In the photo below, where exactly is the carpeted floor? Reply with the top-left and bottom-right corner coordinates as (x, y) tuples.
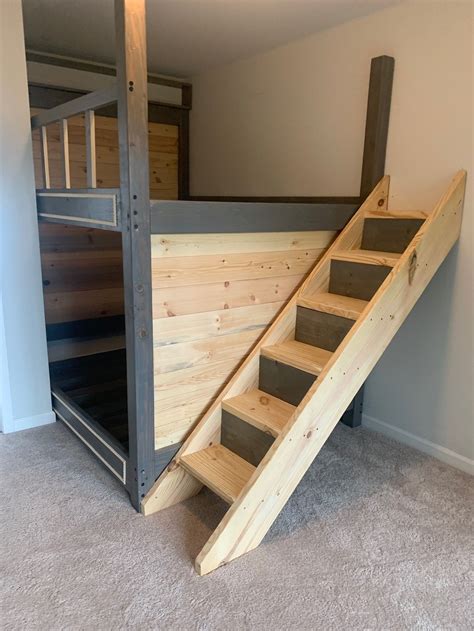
(1, 421), (472, 630)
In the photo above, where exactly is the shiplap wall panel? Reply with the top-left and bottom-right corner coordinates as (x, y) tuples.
(31, 107), (178, 325)
(152, 230), (336, 449)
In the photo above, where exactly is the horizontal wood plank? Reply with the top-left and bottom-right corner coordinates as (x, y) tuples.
(152, 274), (306, 318)
(151, 231), (336, 258)
(153, 302), (284, 347)
(261, 340), (333, 375)
(152, 248), (324, 288)
(298, 293), (368, 320)
(150, 200), (358, 234)
(180, 445), (255, 504)
(222, 389), (295, 438)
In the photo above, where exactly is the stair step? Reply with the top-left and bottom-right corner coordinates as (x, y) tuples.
(261, 340), (332, 375)
(298, 293), (368, 320)
(179, 444), (255, 504)
(332, 249), (401, 267)
(223, 389), (295, 438)
(365, 209), (429, 220)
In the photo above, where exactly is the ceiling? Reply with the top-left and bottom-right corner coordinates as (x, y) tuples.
(22, 0), (401, 78)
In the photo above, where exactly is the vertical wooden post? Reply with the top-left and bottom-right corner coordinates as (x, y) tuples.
(115, 0), (155, 509)
(40, 126), (50, 189)
(60, 118), (71, 189)
(360, 55), (395, 200)
(85, 109), (97, 188)
(351, 55), (394, 428)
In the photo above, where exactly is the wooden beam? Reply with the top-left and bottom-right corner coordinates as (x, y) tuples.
(115, 0), (155, 510)
(360, 55), (395, 200)
(59, 118), (71, 189)
(26, 49), (193, 93)
(40, 126), (50, 189)
(30, 85), (118, 129)
(150, 201), (359, 233)
(84, 109), (97, 188)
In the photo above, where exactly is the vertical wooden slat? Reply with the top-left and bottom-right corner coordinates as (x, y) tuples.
(85, 109), (97, 188)
(115, 0), (155, 510)
(40, 126), (50, 189)
(60, 118), (71, 189)
(360, 55), (395, 200)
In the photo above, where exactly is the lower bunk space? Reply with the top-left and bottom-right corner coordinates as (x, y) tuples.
(50, 349), (129, 453)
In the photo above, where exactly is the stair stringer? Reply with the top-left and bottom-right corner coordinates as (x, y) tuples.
(195, 170), (466, 575)
(141, 177), (391, 516)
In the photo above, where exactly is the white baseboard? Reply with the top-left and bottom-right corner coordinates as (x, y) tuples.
(362, 413), (474, 476)
(6, 410), (56, 434)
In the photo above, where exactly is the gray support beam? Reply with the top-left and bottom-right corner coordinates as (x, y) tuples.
(115, 0), (155, 510)
(360, 55), (395, 200)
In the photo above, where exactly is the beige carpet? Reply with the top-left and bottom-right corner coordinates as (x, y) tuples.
(1, 421), (472, 630)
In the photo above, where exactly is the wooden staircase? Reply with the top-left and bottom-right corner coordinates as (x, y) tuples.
(142, 171), (466, 575)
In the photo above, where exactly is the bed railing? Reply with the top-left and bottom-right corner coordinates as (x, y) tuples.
(31, 84), (121, 230)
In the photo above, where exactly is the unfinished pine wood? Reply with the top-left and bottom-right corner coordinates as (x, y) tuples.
(32, 108), (178, 197)
(152, 232), (333, 450)
(152, 231), (336, 258)
(59, 119), (71, 189)
(223, 389), (295, 437)
(153, 302), (284, 347)
(44, 287), (125, 324)
(142, 178), (388, 518)
(152, 248), (325, 288)
(332, 249), (401, 267)
(180, 444), (255, 504)
(40, 126), (50, 189)
(152, 274), (306, 319)
(193, 171), (466, 576)
(47, 334), (126, 363)
(85, 109), (97, 188)
(365, 209), (429, 220)
(32, 106), (178, 326)
(261, 340), (333, 375)
(298, 293), (368, 320)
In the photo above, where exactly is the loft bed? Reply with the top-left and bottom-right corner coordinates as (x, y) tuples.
(31, 0), (394, 510)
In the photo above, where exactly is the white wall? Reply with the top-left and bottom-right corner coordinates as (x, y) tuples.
(190, 0), (473, 472)
(0, 0), (55, 433)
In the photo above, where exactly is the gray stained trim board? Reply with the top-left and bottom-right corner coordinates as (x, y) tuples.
(52, 386), (128, 483)
(115, 0), (156, 511)
(328, 259), (392, 301)
(150, 200), (359, 233)
(360, 55), (395, 199)
(361, 218), (425, 253)
(221, 410), (275, 467)
(36, 189), (121, 231)
(295, 307), (355, 352)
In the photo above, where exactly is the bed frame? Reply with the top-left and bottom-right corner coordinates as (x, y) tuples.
(31, 0), (394, 510)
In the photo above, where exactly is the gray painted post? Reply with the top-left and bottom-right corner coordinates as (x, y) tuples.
(115, 0), (155, 509)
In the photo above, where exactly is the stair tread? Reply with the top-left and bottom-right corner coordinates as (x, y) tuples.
(365, 209), (429, 220)
(332, 249), (401, 267)
(179, 444), (255, 504)
(223, 389), (295, 437)
(261, 340), (332, 375)
(298, 292), (368, 320)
